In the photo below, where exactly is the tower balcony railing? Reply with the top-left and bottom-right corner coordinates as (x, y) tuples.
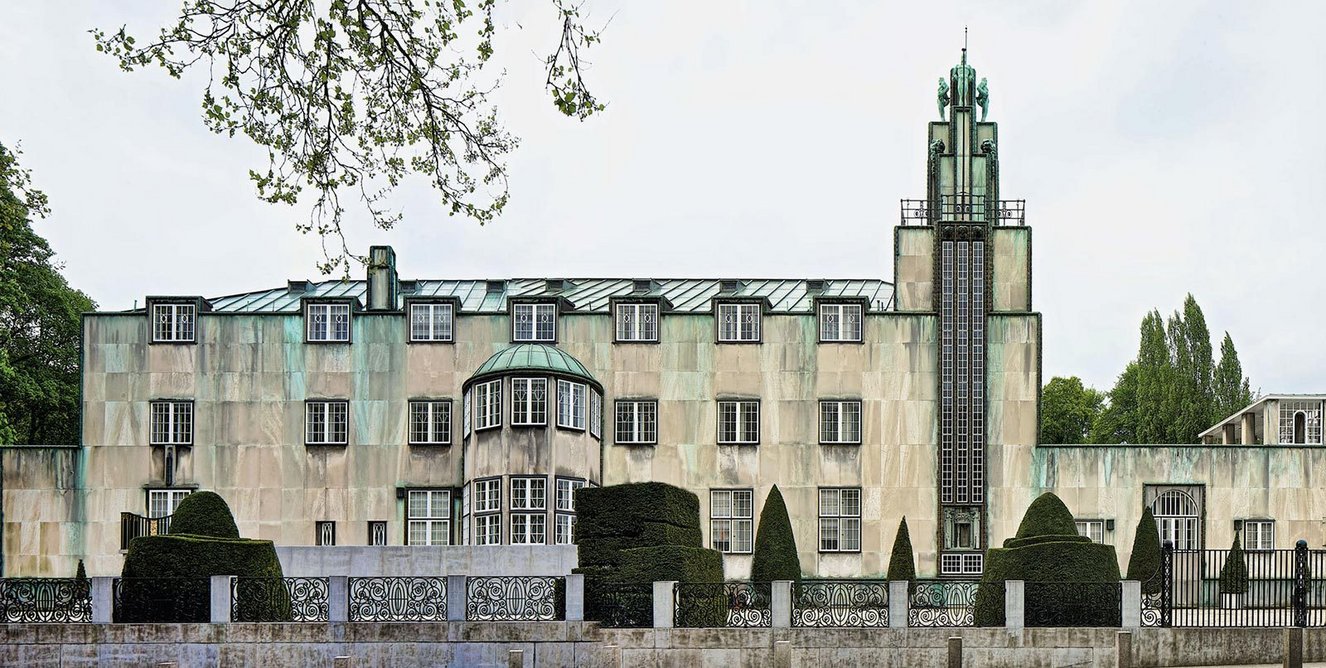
(120, 512), (173, 550)
(899, 196), (1025, 227)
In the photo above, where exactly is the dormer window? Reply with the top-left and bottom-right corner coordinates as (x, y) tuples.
(306, 302), (351, 342)
(819, 302), (864, 342)
(615, 302), (659, 342)
(512, 303), (556, 342)
(151, 303), (196, 343)
(716, 302), (760, 343)
(409, 302), (454, 342)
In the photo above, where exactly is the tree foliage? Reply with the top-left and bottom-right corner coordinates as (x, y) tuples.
(885, 517), (916, 582)
(1090, 295), (1253, 444)
(1040, 376), (1103, 444)
(0, 143), (95, 445)
(1125, 508), (1162, 595)
(751, 485), (801, 582)
(1218, 533), (1248, 595)
(93, 0), (606, 274)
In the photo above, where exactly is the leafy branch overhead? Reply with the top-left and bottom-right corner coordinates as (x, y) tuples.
(92, 0), (605, 274)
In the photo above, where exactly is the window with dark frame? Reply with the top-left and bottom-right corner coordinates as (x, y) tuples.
(717, 302), (760, 342)
(1074, 519), (1106, 544)
(408, 400), (452, 445)
(305, 401), (349, 444)
(818, 488), (861, 552)
(474, 380), (502, 430)
(512, 303), (556, 342)
(306, 302), (351, 342)
(151, 303), (196, 342)
(150, 401), (194, 445)
(409, 302), (454, 342)
(147, 489), (190, 518)
(406, 489), (451, 546)
(1242, 519), (1274, 551)
(368, 521), (388, 546)
(710, 489), (753, 554)
(315, 521), (336, 546)
(590, 391), (602, 439)
(557, 380), (586, 430)
(818, 302), (863, 342)
(510, 477), (547, 545)
(819, 400), (862, 444)
(474, 477), (501, 545)
(554, 478), (587, 545)
(615, 302), (659, 342)
(511, 378), (548, 426)
(615, 400), (658, 444)
(717, 400), (759, 444)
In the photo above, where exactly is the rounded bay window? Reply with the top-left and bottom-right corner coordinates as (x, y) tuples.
(460, 344), (603, 546)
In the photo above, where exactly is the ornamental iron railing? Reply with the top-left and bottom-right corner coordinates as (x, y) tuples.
(466, 576), (563, 622)
(348, 577), (447, 622)
(1162, 540), (1326, 628)
(112, 577), (210, 623)
(0, 578), (92, 623)
(232, 577), (329, 622)
(673, 582), (771, 628)
(792, 580), (889, 628)
(1023, 582), (1121, 627)
(908, 580), (981, 627)
(898, 197), (1026, 226)
(120, 512), (173, 550)
(585, 582), (652, 628)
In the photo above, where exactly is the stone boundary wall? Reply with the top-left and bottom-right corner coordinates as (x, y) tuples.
(0, 623), (1321, 668)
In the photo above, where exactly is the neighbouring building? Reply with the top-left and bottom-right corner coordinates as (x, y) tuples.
(5, 51), (1324, 580)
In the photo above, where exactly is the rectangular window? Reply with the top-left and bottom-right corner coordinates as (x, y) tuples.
(408, 400), (452, 445)
(151, 303), (196, 342)
(510, 513), (546, 545)
(717, 400), (760, 444)
(511, 477), (547, 511)
(615, 400), (658, 444)
(407, 489), (451, 546)
(147, 489), (190, 518)
(150, 401), (194, 445)
(512, 303), (557, 342)
(818, 488), (862, 552)
(409, 302), (454, 342)
(306, 302), (351, 342)
(511, 378), (548, 426)
(710, 489), (754, 554)
(557, 381), (587, 430)
(819, 400), (862, 444)
(474, 380), (502, 430)
(717, 303), (761, 342)
(463, 391), (472, 436)
(305, 401), (349, 444)
(555, 513), (576, 545)
(474, 478), (501, 546)
(554, 478), (587, 546)
(316, 521), (336, 546)
(1243, 520), (1274, 551)
(818, 302), (863, 342)
(590, 391), (602, 438)
(368, 521), (388, 546)
(1075, 519), (1105, 544)
(615, 302), (659, 342)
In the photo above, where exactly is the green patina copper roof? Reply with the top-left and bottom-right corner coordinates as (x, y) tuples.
(465, 343), (600, 390)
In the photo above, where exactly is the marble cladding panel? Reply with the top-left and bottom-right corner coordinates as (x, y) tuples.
(991, 227), (1031, 312)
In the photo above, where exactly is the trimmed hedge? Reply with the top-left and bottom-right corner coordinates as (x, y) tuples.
(577, 526), (704, 569)
(751, 486), (801, 582)
(1219, 535), (1248, 595)
(575, 483), (701, 540)
(886, 518), (917, 582)
(1125, 508), (1163, 595)
(973, 492), (1121, 627)
(120, 534), (287, 622)
(169, 491), (240, 539)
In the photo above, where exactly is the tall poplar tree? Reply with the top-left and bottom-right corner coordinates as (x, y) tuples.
(1091, 363), (1139, 444)
(1134, 310), (1173, 443)
(1213, 332), (1254, 419)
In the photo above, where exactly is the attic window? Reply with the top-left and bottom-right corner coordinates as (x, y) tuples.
(806, 280), (826, 292)
(486, 280), (505, 294)
(512, 303), (556, 342)
(720, 279), (742, 294)
(632, 279), (654, 293)
(288, 280), (311, 293)
(545, 279), (572, 293)
(398, 280), (418, 294)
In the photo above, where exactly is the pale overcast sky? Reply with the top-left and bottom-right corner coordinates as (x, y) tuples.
(2, 2), (1324, 395)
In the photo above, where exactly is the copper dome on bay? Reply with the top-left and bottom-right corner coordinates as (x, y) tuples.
(463, 344), (601, 391)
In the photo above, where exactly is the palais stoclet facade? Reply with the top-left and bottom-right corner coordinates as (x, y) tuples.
(5, 52), (1325, 579)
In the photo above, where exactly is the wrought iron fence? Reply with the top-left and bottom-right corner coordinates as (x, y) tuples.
(1023, 582), (1121, 627)
(120, 512), (172, 550)
(232, 577), (329, 622)
(466, 576), (563, 622)
(1161, 541), (1326, 627)
(673, 582), (771, 628)
(0, 578), (92, 623)
(586, 582), (652, 628)
(113, 577), (210, 623)
(908, 580), (981, 627)
(348, 577), (447, 622)
(898, 197), (1025, 226)
(792, 580), (889, 628)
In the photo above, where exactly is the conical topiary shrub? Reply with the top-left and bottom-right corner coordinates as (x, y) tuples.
(168, 491), (240, 538)
(751, 486), (801, 582)
(886, 518), (916, 582)
(1125, 508), (1163, 595)
(1219, 534), (1248, 596)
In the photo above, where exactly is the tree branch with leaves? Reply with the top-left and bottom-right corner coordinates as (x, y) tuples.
(93, 0), (606, 274)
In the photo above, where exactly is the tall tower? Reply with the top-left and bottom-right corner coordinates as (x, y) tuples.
(898, 49), (1033, 577)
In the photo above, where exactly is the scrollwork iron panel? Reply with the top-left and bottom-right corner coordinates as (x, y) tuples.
(674, 582), (771, 628)
(1141, 591), (1164, 628)
(466, 576), (562, 622)
(0, 578), (91, 623)
(348, 577), (447, 622)
(908, 580), (979, 627)
(791, 580), (888, 628)
(232, 577), (329, 622)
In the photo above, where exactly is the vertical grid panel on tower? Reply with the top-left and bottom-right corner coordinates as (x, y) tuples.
(941, 241), (954, 504)
(972, 241), (986, 503)
(956, 241), (969, 505)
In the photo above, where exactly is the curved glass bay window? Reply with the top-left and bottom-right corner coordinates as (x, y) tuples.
(460, 344), (603, 545)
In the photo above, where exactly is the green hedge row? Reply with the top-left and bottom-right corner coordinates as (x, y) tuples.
(120, 534), (288, 622)
(575, 483), (700, 539)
